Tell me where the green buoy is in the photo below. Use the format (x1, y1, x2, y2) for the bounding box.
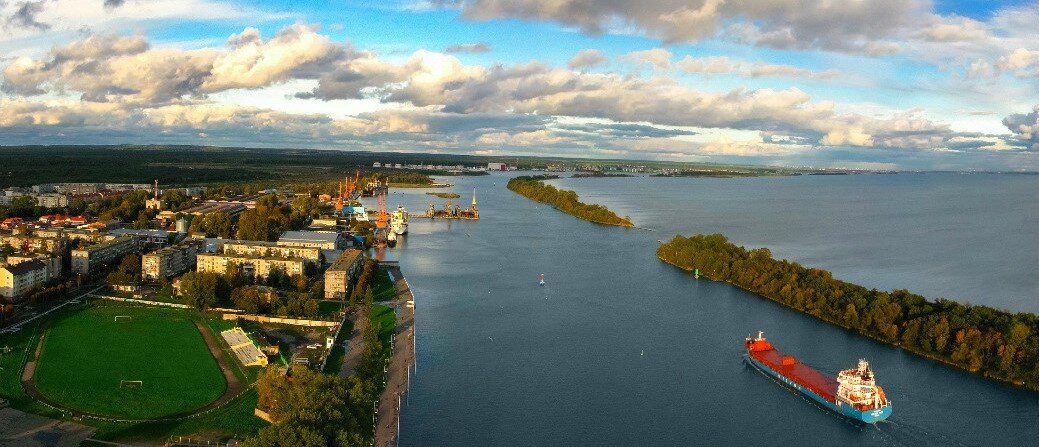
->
(694, 268, 700, 279)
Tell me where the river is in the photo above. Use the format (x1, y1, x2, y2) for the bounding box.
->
(363, 172, 1039, 447)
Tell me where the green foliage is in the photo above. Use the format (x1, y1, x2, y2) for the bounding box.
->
(507, 176, 634, 227)
(246, 366, 376, 447)
(180, 271, 229, 310)
(107, 253, 142, 286)
(658, 234, 1039, 387)
(189, 212, 234, 238)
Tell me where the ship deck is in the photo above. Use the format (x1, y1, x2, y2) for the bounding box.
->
(751, 348, 839, 403)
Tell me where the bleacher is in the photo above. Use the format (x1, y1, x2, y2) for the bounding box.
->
(220, 327, 268, 367)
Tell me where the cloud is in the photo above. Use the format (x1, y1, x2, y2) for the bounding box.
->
(915, 16, 988, 42)
(103, 0, 125, 9)
(675, 55, 839, 79)
(5, 0, 50, 31)
(442, 0, 931, 53)
(444, 42, 491, 53)
(997, 48, 1039, 77)
(567, 49, 605, 69)
(1003, 106, 1039, 151)
(2, 24, 347, 103)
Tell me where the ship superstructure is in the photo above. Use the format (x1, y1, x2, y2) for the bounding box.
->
(391, 204, 408, 236)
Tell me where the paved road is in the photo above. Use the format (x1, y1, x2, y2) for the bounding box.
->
(373, 265, 416, 447)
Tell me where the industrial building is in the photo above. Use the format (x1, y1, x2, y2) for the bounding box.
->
(323, 249, 365, 300)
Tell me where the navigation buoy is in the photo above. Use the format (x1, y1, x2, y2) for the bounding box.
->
(694, 268, 700, 279)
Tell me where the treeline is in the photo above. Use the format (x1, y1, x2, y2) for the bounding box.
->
(657, 234, 1039, 388)
(507, 176, 634, 228)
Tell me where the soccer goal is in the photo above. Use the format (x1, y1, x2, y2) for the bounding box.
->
(120, 380, 143, 388)
(114, 315, 132, 322)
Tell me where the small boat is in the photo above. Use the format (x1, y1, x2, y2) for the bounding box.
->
(387, 231, 398, 248)
(539, 273, 545, 286)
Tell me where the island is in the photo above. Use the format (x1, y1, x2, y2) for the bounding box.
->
(507, 175, 634, 228)
(657, 234, 1039, 391)
(425, 192, 461, 199)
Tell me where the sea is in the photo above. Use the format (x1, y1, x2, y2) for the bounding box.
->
(361, 172, 1039, 447)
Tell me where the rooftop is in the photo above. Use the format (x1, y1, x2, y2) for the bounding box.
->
(278, 230, 340, 244)
(2, 259, 47, 275)
(327, 249, 363, 271)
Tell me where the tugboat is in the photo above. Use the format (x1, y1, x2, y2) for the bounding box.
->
(391, 204, 408, 235)
(386, 230, 397, 248)
(744, 332, 892, 423)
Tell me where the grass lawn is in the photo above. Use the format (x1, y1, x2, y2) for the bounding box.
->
(33, 302, 227, 419)
(317, 300, 343, 317)
(370, 304, 395, 347)
(370, 266, 397, 302)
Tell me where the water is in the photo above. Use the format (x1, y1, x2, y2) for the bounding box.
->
(364, 172, 1039, 447)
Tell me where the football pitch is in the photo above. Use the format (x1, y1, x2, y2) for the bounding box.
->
(32, 303, 227, 419)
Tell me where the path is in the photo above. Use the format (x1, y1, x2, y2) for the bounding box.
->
(18, 317, 246, 423)
(374, 265, 416, 447)
(339, 310, 364, 378)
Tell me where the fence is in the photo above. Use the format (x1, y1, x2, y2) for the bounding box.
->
(223, 314, 339, 327)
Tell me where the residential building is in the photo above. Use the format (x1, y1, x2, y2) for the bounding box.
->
(221, 241, 322, 264)
(37, 193, 70, 208)
(324, 249, 365, 300)
(196, 253, 306, 279)
(0, 234, 65, 254)
(0, 260, 48, 300)
(277, 230, 346, 250)
(71, 236, 140, 275)
(5, 254, 62, 281)
(142, 240, 203, 281)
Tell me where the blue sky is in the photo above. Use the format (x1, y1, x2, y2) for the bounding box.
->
(1, 0, 1038, 170)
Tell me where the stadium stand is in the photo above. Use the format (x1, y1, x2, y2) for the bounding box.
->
(220, 328, 268, 367)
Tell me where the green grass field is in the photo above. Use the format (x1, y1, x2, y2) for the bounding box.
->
(370, 266, 397, 302)
(33, 303, 227, 419)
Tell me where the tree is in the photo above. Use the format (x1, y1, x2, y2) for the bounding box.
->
(180, 271, 223, 310)
(231, 287, 264, 314)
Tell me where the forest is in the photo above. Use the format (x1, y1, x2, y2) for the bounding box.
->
(507, 176, 634, 228)
(657, 234, 1039, 390)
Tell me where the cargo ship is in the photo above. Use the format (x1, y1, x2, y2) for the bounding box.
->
(745, 332, 892, 423)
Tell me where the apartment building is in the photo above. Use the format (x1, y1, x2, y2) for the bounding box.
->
(142, 240, 203, 281)
(0, 260, 48, 300)
(71, 236, 140, 275)
(323, 249, 365, 300)
(196, 253, 306, 279)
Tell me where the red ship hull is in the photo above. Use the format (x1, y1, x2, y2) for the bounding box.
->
(748, 344, 839, 403)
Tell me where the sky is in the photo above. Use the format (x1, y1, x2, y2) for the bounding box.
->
(2, 1, 1039, 170)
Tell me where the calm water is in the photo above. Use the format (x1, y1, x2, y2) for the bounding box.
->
(363, 172, 1039, 447)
